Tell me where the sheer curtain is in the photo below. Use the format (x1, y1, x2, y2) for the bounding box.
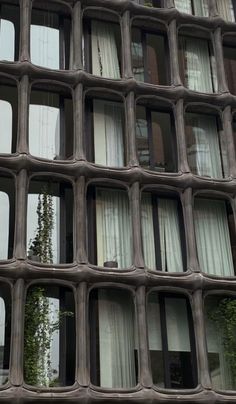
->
(216, 0, 235, 22)
(29, 104, 60, 159)
(175, 0, 209, 16)
(31, 25, 59, 69)
(0, 19, 14, 61)
(141, 194, 183, 272)
(186, 113, 223, 178)
(98, 289, 136, 388)
(194, 199, 234, 276)
(181, 37, 217, 93)
(0, 100, 12, 153)
(93, 100, 124, 166)
(0, 192, 9, 259)
(91, 21, 120, 79)
(96, 188, 131, 268)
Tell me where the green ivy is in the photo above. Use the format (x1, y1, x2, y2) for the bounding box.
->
(208, 297, 236, 387)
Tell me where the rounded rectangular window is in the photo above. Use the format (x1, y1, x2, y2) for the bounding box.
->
(141, 193, 186, 272)
(147, 292, 197, 388)
(205, 295, 236, 390)
(0, 283, 11, 385)
(24, 285, 75, 387)
(27, 178, 73, 264)
(31, 5, 71, 69)
(87, 186, 132, 269)
(194, 198, 236, 276)
(29, 89, 73, 160)
(136, 105, 177, 172)
(0, 82, 18, 154)
(86, 97, 125, 167)
(0, 4, 19, 62)
(185, 112, 228, 178)
(89, 288, 138, 388)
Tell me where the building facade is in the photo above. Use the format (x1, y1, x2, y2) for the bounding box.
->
(0, 0, 236, 402)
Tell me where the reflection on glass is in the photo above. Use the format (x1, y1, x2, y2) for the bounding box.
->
(0, 20, 14, 61)
(27, 179, 73, 264)
(148, 293, 197, 388)
(89, 288, 137, 388)
(24, 285, 75, 387)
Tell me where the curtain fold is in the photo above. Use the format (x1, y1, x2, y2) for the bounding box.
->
(96, 188, 131, 268)
(98, 289, 136, 388)
(194, 199, 234, 276)
(186, 113, 223, 178)
(91, 21, 120, 79)
(141, 194, 183, 272)
(216, 0, 235, 22)
(181, 37, 216, 93)
(93, 100, 124, 166)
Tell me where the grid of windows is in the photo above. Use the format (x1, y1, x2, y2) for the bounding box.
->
(0, 0, 236, 403)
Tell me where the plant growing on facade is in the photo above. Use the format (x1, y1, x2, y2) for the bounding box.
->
(208, 297, 236, 388)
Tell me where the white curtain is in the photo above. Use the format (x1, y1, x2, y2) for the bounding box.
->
(29, 104, 60, 159)
(27, 194, 60, 263)
(0, 19, 14, 61)
(181, 37, 217, 93)
(0, 100, 12, 153)
(93, 100, 124, 166)
(91, 21, 120, 79)
(31, 25, 59, 69)
(194, 199, 234, 276)
(98, 289, 136, 388)
(175, 0, 209, 16)
(96, 188, 131, 268)
(216, 0, 235, 22)
(0, 192, 9, 259)
(186, 113, 223, 178)
(141, 194, 183, 272)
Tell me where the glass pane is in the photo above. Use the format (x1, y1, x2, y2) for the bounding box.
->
(90, 288, 137, 388)
(194, 198, 234, 276)
(205, 295, 236, 390)
(24, 285, 75, 387)
(131, 28, 144, 81)
(185, 113, 224, 178)
(146, 33, 168, 85)
(95, 188, 132, 268)
(136, 105, 149, 167)
(0, 192, 9, 259)
(0, 285, 11, 385)
(0, 19, 14, 61)
(0, 100, 12, 153)
(27, 179, 73, 264)
(224, 45, 236, 95)
(216, 0, 235, 22)
(93, 99, 124, 167)
(175, 0, 192, 14)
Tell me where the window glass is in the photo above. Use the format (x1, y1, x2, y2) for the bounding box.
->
(136, 105, 177, 172)
(175, 0, 209, 16)
(90, 20, 121, 79)
(89, 288, 137, 388)
(0, 177, 14, 260)
(223, 44, 236, 94)
(0, 83, 18, 154)
(88, 187, 132, 268)
(135, 0, 162, 6)
(132, 28, 169, 85)
(24, 285, 75, 387)
(205, 295, 236, 390)
(29, 90, 73, 160)
(194, 198, 235, 276)
(27, 179, 73, 264)
(141, 193, 185, 272)
(179, 36, 217, 93)
(216, 0, 235, 22)
(0, 20, 14, 61)
(92, 99, 125, 167)
(147, 292, 197, 388)
(31, 8, 71, 70)
(185, 112, 228, 178)
(0, 285, 11, 385)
